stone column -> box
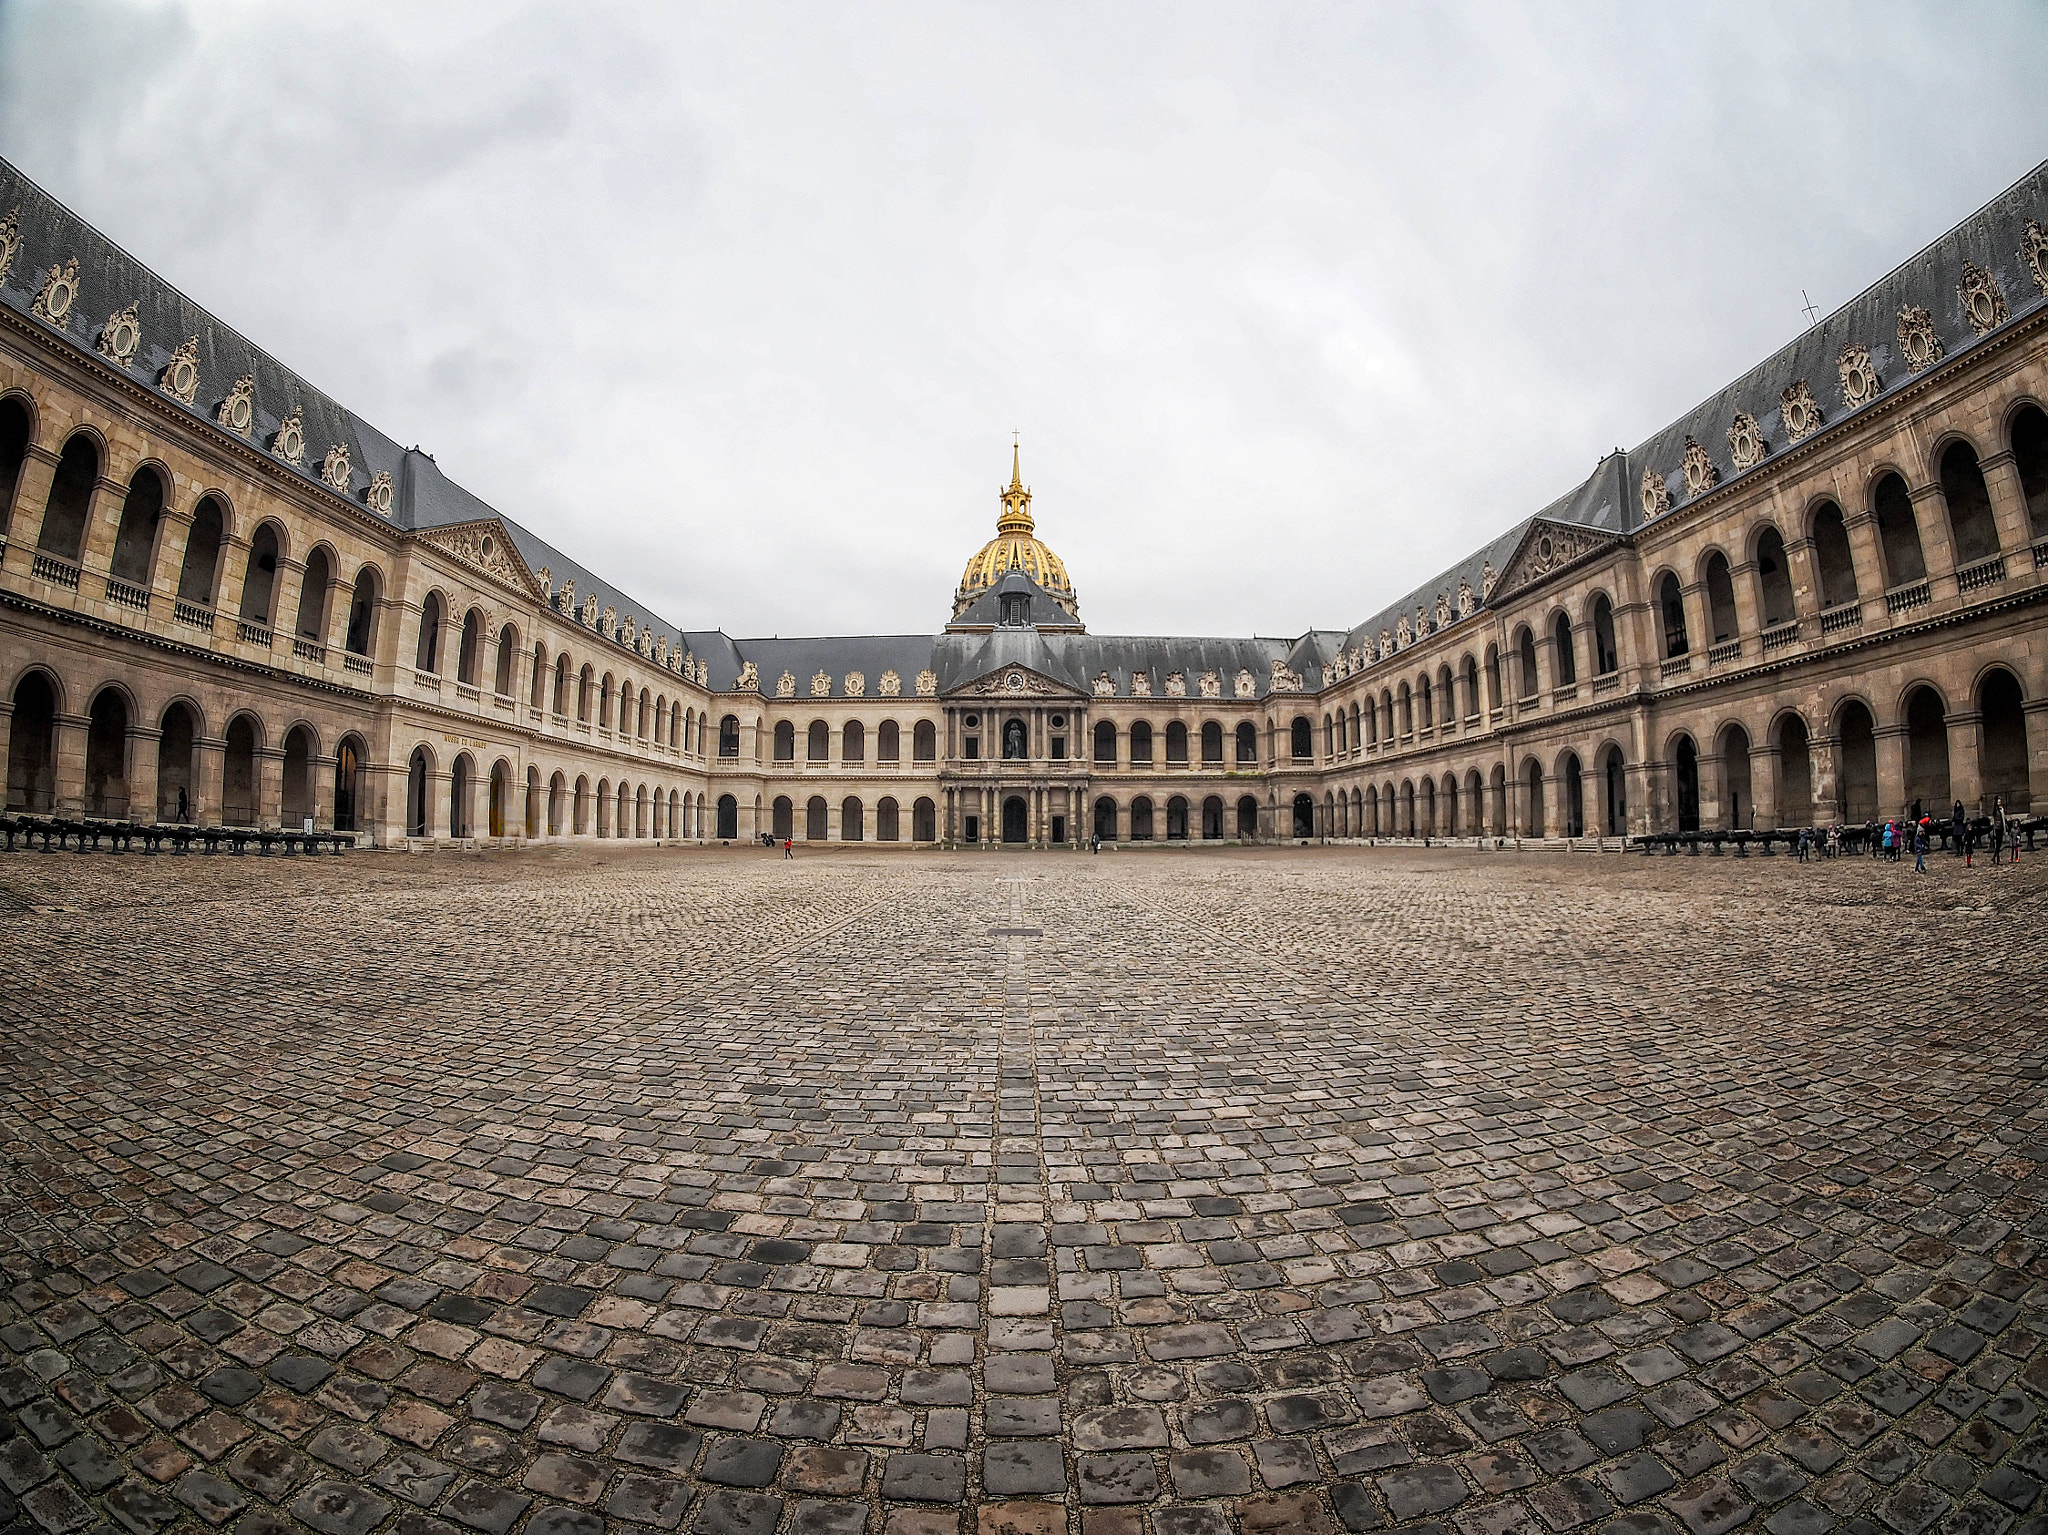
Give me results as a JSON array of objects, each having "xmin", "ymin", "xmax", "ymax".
[
  {"xmin": 129, "ymin": 724, "xmax": 161, "ymax": 824},
  {"xmin": 1680, "ymin": 581, "xmax": 1710, "ymax": 663},
  {"xmin": 194, "ymin": 735, "xmax": 225, "ymax": 827},
  {"xmin": 1783, "ymin": 535, "xmax": 1822, "ymax": 619},
  {"xmin": 0, "ymin": 445, "xmax": 60, "ymax": 570},
  {"xmin": 1807, "ymin": 734, "xmax": 1838, "ymax": 825},
  {"xmin": 1977, "ymin": 450, "xmax": 2035, "ymax": 558},
  {"xmin": 1751, "ymin": 746, "xmax": 1780, "ymax": 831},
  {"xmin": 1727, "ymin": 559, "xmax": 1762, "ymax": 641},
  {"xmin": 1508, "ymin": 772, "xmax": 1529, "ymax": 838},
  {"xmin": 51, "ymin": 711, "xmax": 88, "ymax": 814},
  {"xmin": 1906, "ymin": 482, "xmax": 1960, "ymax": 598},
  {"xmin": 1631, "ymin": 759, "xmax": 1662, "ymax": 835},
  {"xmin": 214, "ymin": 534, "xmax": 253, "ymax": 626},
  {"xmin": 269, "ymin": 556, "xmax": 308, "ymax": 643},
  {"xmin": 1874, "ymin": 725, "xmax": 1908, "ymax": 821},
  {"xmin": 1841, "ymin": 511, "xmax": 1890, "ymax": 627},
  {"xmin": 2026, "ymin": 699, "xmax": 2048, "ymax": 815},
  {"xmin": 76, "ymin": 471, "xmax": 129, "ymax": 583},
  {"xmin": 1578, "ymin": 761, "xmax": 1602, "ymax": 839},
  {"xmin": 1697, "ymin": 750, "xmax": 1725, "ymax": 831},
  {"xmin": 149, "ymin": 503, "xmax": 194, "ymax": 607},
  {"xmin": 256, "ymin": 746, "xmax": 285, "ymax": 831},
  {"xmin": 313, "ymin": 752, "xmax": 337, "ymax": 830},
  {"xmin": 1946, "ymin": 709, "xmax": 1984, "ymax": 812}
]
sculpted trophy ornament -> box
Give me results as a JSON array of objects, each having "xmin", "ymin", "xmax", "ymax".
[
  {"xmin": 271, "ymin": 407, "xmax": 307, "ymax": 466},
  {"xmin": 217, "ymin": 374, "xmax": 257, "ymax": 437},
  {"xmin": 1958, "ymin": 260, "xmax": 2008, "ymax": 335},
  {"xmin": 845, "ymin": 671, "xmax": 866, "ymax": 698},
  {"xmin": 0, "ymin": 207, "xmax": 19, "ymax": 289},
  {"xmin": 368, "ymin": 471, "xmax": 394, "ymax": 517},
  {"xmin": 537, "ymin": 568, "xmax": 553, "ymax": 602},
  {"xmin": 161, "ymin": 336, "xmax": 201, "ymax": 406},
  {"xmin": 1680, "ymin": 435, "xmax": 1719, "ymax": 498},
  {"xmin": 1164, "ymin": 671, "xmax": 1187, "ymax": 697},
  {"xmin": 1130, "ymin": 671, "xmax": 1151, "ymax": 697},
  {"xmin": 1837, "ymin": 344, "xmax": 1880, "ymax": 410},
  {"xmin": 1397, "ymin": 615, "xmax": 1412, "ymax": 647},
  {"xmin": 1896, "ymin": 306, "xmax": 1942, "ymax": 372},
  {"xmin": 320, "ymin": 443, "xmax": 351, "ymax": 491},
  {"xmin": 581, "ymin": 594, "xmax": 599, "ymax": 627},
  {"xmin": 1094, "ymin": 672, "xmax": 1116, "ymax": 696},
  {"xmin": 1779, "ymin": 380, "xmax": 1821, "ymax": 443},
  {"xmin": 776, "ymin": 670, "xmax": 796, "ymax": 698},
  {"xmin": 736, "ymin": 661, "xmax": 759, "ymax": 690},
  {"xmin": 31, "ymin": 257, "xmax": 78, "ymax": 326},
  {"xmin": 914, "ymin": 669, "xmax": 937, "ymax": 696},
  {"xmin": 1435, "ymin": 592, "xmax": 1452, "ymax": 628},
  {"xmin": 879, "ymin": 670, "xmax": 901, "ymax": 697},
  {"xmin": 1270, "ymin": 661, "xmax": 1302, "ymax": 692},
  {"xmin": 96, "ymin": 303, "xmax": 142, "ymax": 369},
  {"xmin": 810, "ymin": 670, "xmax": 831, "ymax": 698},
  {"xmin": 1727, "ymin": 411, "xmax": 1766, "ymax": 471},
  {"xmin": 556, "ymin": 580, "xmax": 574, "ymax": 616},
  {"xmin": 2026, "ymin": 221, "xmax": 2048, "ymax": 298},
  {"xmin": 1457, "ymin": 578, "xmax": 1475, "ymax": 617},
  {"xmin": 1234, "ymin": 668, "xmax": 1255, "ymax": 698},
  {"xmin": 1199, "ymin": 670, "xmax": 1221, "ymax": 698},
  {"xmin": 1480, "ymin": 562, "xmax": 1498, "ymax": 598},
  {"xmin": 1640, "ymin": 468, "xmax": 1670, "ymax": 521}
]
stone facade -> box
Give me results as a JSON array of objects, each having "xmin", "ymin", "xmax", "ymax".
[{"xmin": 2, "ymin": 157, "xmax": 2045, "ymax": 847}]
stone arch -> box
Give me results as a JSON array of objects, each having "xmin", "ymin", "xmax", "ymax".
[
  {"xmin": 292, "ymin": 542, "xmax": 337, "ymax": 647},
  {"xmin": 456, "ymin": 606, "xmax": 485, "ymax": 685},
  {"xmin": 223, "ymin": 712, "xmax": 266, "ymax": 828},
  {"xmin": 1131, "ymin": 720, "xmax": 1155, "ymax": 764},
  {"xmin": 1200, "ymin": 720, "xmax": 1224, "ymax": 764},
  {"xmin": 1976, "ymin": 666, "xmax": 2030, "ymax": 811},
  {"xmin": 842, "ymin": 795, "xmax": 864, "ymax": 841},
  {"xmin": 806, "ymin": 796, "xmax": 828, "ymax": 841},
  {"xmin": 109, "ymin": 462, "xmax": 168, "ymax": 587},
  {"xmin": 1670, "ymin": 734, "xmax": 1700, "ymax": 832},
  {"xmin": 0, "ymin": 393, "xmax": 33, "ymax": 539},
  {"xmin": 178, "ymin": 494, "xmax": 229, "ymax": 608},
  {"xmin": 1936, "ymin": 434, "xmax": 2001, "ymax": 563},
  {"xmin": 1236, "ymin": 794, "xmax": 1259, "ymax": 839},
  {"xmin": 83, "ymin": 683, "xmax": 133, "ymax": 816},
  {"xmin": 877, "ymin": 719, "xmax": 900, "ymax": 762},
  {"xmin": 157, "ymin": 699, "xmax": 201, "ymax": 822},
  {"xmin": 407, "ymin": 745, "xmax": 435, "ymax": 838},
  {"xmin": 1806, "ymin": 499, "xmax": 1859, "ymax": 611},
  {"xmin": 1870, "ymin": 470, "xmax": 1927, "ymax": 587},
  {"xmin": 1751, "ymin": 523, "xmax": 1795, "ymax": 627},
  {"xmin": 1550, "ymin": 609, "xmax": 1577, "ymax": 685},
  {"xmin": 449, "ymin": 752, "xmax": 476, "ymax": 838},
  {"xmin": 1716, "ymin": 721, "xmax": 1752, "ymax": 830},
  {"xmin": 1700, "ymin": 548, "xmax": 1738, "ymax": 645},
  {"xmin": 2009, "ymin": 401, "xmax": 2048, "ymax": 539},
  {"xmin": 494, "ymin": 622, "xmax": 520, "ymax": 695},
  {"xmin": 773, "ymin": 721, "xmax": 796, "ymax": 761},
  {"xmin": 239, "ymin": 520, "xmax": 287, "ymax": 628},
  {"xmin": 808, "ymin": 719, "xmax": 830, "ymax": 761},
  {"xmin": 489, "ymin": 758, "xmax": 513, "ymax": 838},
  {"xmin": 573, "ymin": 774, "xmax": 590, "ymax": 834},
  {"xmin": 1655, "ymin": 570, "xmax": 1689, "ymax": 657},
  {"xmin": 1833, "ymin": 698, "xmax": 1878, "ymax": 823},
  {"xmin": 35, "ymin": 431, "xmax": 100, "ymax": 564},
  {"xmin": 716, "ymin": 794, "xmax": 739, "ymax": 839},
  {"xmin": 1596, "ymin": 745, "xmax": 1626, "ymax": 836},
  {"xmin": 415, "ymin": 589, "xmax": 447, "ymax": 672},
  {"xmin": 1131, "ymin": 795, "xmax": 1155, "ymax": 840},
  {"xmin": 877, "ymin": 796, "xmax": 899, "ymax": 842},
  {"xmin": 280, "ymin": 721, "xmax": 318, "ymax": 828},
  {"xmin": 1522, "ymin": 756, "xmax": 1546, "ymax": 837},
  {"xmin": 1094, "ymin": 795, "xmax": 1118, "ymax": 841},
  {"xmin": 1771, "ymin": 714, "xmax": 1812, "ymax": 827},
  {"xmin": 912, "ymin": 796, "xmax": 935, "ymax": 842},
  {"xmin": 1513, "ymin": 626, "xmax": 1538, "ymax": 698},
  {"xmin": 1234, "ymin": 720, "xmax": 1257, "ymax": 764},
  {"xmin": 843, "ymin": 719, "xmax": 865, "ymax": 763},
  {"xmin": 772, "ymin": 795, "xmax": 794, "ymax": 841}
]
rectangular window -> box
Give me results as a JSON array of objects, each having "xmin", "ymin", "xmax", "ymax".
[
  {"xmin": 965, "ymin": 737, "xmax": 979, "ymax": 759},
  {"xmin": 1051, "ymin": 737, "xmax": 1066, "ymax": 761}
]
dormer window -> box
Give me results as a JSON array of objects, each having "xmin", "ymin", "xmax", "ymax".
[{"xmin": 1000, "ymin": 592, "xmax": 1031, "ymax": 626}]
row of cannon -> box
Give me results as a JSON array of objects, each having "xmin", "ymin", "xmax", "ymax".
[
  {"xmin": 0, "ymin": 813, "xmax": 355, "ymax": 856},
  {"xmin": 1630, "ymin": 815, "xmax": 2045, "ymax": 857}
]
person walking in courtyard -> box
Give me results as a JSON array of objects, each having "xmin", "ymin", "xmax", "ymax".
[
  {"xmin": 1882, "ymin": 820, "xmax": 1894, "ymax": 861},
  {"xmin": 1797, "ymin": 826, "xmax": 1810, "ymax": 863},
  {"xmin": 783, "ymin": 836, "xmax": 793, "ymax": 859},
  {"xmin": 1826, "ymin": 822, "xmax": 1841, "ymax": 859},
  {"xmin": 1914, "ymin": 818, "xmax": 1929, "ymax": 873},
  {"xmin": 1952, "ymin": 799, "xmax": 1966, "ymax": 855},
  {"xmin": 1994, "ymin": 796, "xmax": 2009, "ymax": 864}
]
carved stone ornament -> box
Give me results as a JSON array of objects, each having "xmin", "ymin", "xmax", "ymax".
[
  {"xmin": 736, "ymin": 660, "xmax": 759, "ymax": 690},
  {"xmin": 1779, "ymin": 380, "xmax": 1821, "ymax": 443},
  {"xmin": 1896, "ymin": 306, "xmax": 1942, "ymax": 372},
  {"xmin": 620, "ymin": 613, "xmax": 636, "ymax": 647},
  {"xmin": 1234, "ymin": 668, "xmax": 1255, "ymax": 698},
  {"xmin": 320, "ymin": 443, "xmax": 351, "ymax": 491},
  {"xmin": 556, "ymin": 579, "xmax": 574, "ymax": 615},
  {"xmin": 271, "ymin": 407, "xmax": 306, "ymax": 465},
  {"xmin": 1130, "ymin": 671, "xmax": 1151, "ymax": 697},
  {"xmin": 776, "ymin": 670, "xmax": 796, "ymax": 697},
  {"xmin": 1199, "ymin": 670, "xmax": 1221, "ymax": 698},
  {"xmin": 31, "ymin": 258, "xmax": 78, "ymax": 326},
  {"xmin": 1457, "ymin": 578, "xmax": 1474, "ymax": 617},
  {"xmin": 581, "ymin": 594, "xmax": 599, "ymax": 627},
  {"xmin": 1397, "ymin": 615, "xmax": 1412, "ymax": 647},
  {"xmin": 217, "ymin": 374, "xmax": 257, "ymax": 437},
  {"xmin": 367, "ymin": 470, "xmax": 394, "ymax": 517},
  {"xmin": 640, "ymin": 630, "xmax": 655, "ymax": 659},
  {"xmin": 1435, "ymin": 592, "xmax": 1452, "ymax": 628},
  {"xmin": 1480, "ymin": 562, "xmax": 1498, "ymax": 597},
  {"xmin": 914, "ymin": 669, "xmax": 937, "ymax": 696},
  {"xmin": 1958, "ymin": 260, "xmax": 2008, "ymax": 335},
  {"xmin": 878, "ymin": 669, "xmax": 901, "ymax": 697},
  {"xmin": 1837, "ymin": 344, "xmax": 1880, "ymax": 409},
  {"xmin": 601, "ymin": 606, "xmax": 617, "ymax": 640},
  {"xmin": 419, "ymin": 520, "xmax": 533, "ymax": 593},
  {"xmin": 1640, "ymin": 468, "xmax": 1671, "ymax": 520},
  {"xmin": 1004, "ymin": 671, "xmax": 1026, "ymax": 693},
  {"xmin": 1680, "ymin": 435, "xmax": 1719, "ymax": 498},
  {"xmin": 96, "ymin": 303, "xmax": 142, "ymax": 369},
  {"xmin": 1270, "ymin": 662, "xmax": 1303, "ymax": 693},
  {"xmin": 655, "ymin": 635, "xmax": 670, "ymax": 665},
  {"xmin": 810, "ymin": 670, "xmax": 831, "ymax": 698},
  {"xmin": 1093, "ymin": 671, "xmax": 1116, "ymax": 696},
  {"xmin": 161, "ymin": 336, "xmax": 201, "ymax": 406},
  {"xmin": 2025, "ymin": 221, "xmax": 2048, "ymax": 298},
  {"xmin": 0, "ymin": 207, "xmax": 19, "ymax": 290},
  {"xmin": 1489, "ymin": 520, "xmax": 1615, "ymax": 603},
  {"xmin": 845, "ymin": 671, "xmax": 865, "ymax": 698},
  {"xmin": 1727, "ymin": 411, "xmax": 1766, "ymax": 471},
  {"xmin": 1164, "ymin": 671, "xmax": 1187, "ymax": 697},
  {"xmin": 537, "ymin": 567, "xmax": 553, "ymax": 601},
  {"xmin": 1378, "ymin": 630, "xmax": 1392, "ymax": 660}
]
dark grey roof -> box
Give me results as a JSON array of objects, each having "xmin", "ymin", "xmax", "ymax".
[
  {"xmin": 723, "ymin": 636, "xmax": 940, "ymax": 700},
  {"xmin": 0, "ymin": 155, "xmax": 703, "ymax": 675}
]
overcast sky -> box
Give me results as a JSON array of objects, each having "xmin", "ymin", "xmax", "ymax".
[{"xmin": 2, "ymin": 3, "xmax": 2043, "ymax": 640}]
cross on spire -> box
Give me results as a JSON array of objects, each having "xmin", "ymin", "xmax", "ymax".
[{"xmin": 1801, "ymin": 289, "xmax": 1821, "ymax": 328}]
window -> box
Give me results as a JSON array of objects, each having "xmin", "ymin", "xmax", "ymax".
[
  {"xmin": 913, "ymin": 720, "xmax": 936, "ymax": 760},
  {"xmin": 1704, "ymin": 554, "xmax": 1737, "ymax": 645},
  {"xmin": 178, "ymin": 497, "xmax": 226, "ymax": 607},
  {"xmin": 1165, "ymin": 721, "xmax": 1188, "ymax": 764},
  {"xmin": 1552, "ymin": 613, "xmax": 1576, "ymax": 684},
  {"xmin": 1939, "ymin": 440, "xmax": 2000, "ymax": 563},
  {"xmin": 774, "ymin": 721, "xmax": 796, "ymax": 760},
  {"xmin": 1515, "ymin": 628, "xmax": 1538, "ymax": 698},
  {"xmin": 1235, "ymin": 722, "xmax": 1257, "ymax": 764},
  {"xmin": 241, "ymin": 524, "xmax": 282, "ymax": 627},
  {"xmin": 808, "ymin": 721, "xmax": 829, "ymax": 761},
  {"xmin": 295, "ymin": 547, "xmax": 332, "ymax": 644},
  {"xmin": 1873, "ymin": 473, "xmax": 1927, "ymax": 585},
  {"xmin": 495, "ymin": 625, "xmax": 517, "ymax": 694},
  {"xmin": 110, "ymin": 467, "xmax": 164, "ymax": 586},
  {"xmin": 1000, "ymin": 591, "xmax": 1031, "ymax": 625},
  {"xmin": 718, "ymin": 715, "xmax": 740, "ymax": 757},
  {"xmin": 415, "ymin": 591, "xmax": 442, "ymax": 672},
  {"xmin": 1200, "ymin": 721, "xmax": 1223, "ymax": 764},
  {"xmin": 1095, "ymin": 721, "xmax": 1117, "ymax": 763},
  {"xmin": 1811, "ymin": 504, "xmax": 1858, "ymax": 609},
  {"xmin": 457, "ymin": 609, "xmax": 482, "ymax": 684},
  {"xmin": 1658, "ymin": 574, "xmax": 1689, "ymax": 657},
  {"xmin": 1131, "ymin": 722, "xmax": 1154, "ymax": 764},
  {"xmin": 1290, "ymin": 717, "xmax": 1311, "ymax": 760},
  {"xmin": 878, "ymin": 720, "xmax": 900, "ymax": 761},
  {"xmin": 36, "ymin": 434, "xmax": 97, "ymax": 563},
  {"xmin": 843, "ymin": 720, "xmax": 865, "ymax": 762},
  {"xmin": 1591, "ymin": 598, "xmax": 1618, "ymax": 675}
]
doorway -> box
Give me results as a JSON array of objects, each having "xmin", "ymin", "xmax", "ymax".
[{"xmin": 1002, "ymin": 795, "xmax": 1027, "ymax": 843}]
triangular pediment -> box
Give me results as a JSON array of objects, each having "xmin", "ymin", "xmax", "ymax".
[
  {"xmin": 944, "ymin": 662, "xmax": 1084, "ymax": 701},
  {"xmin": 416, "ymin": 519, "xmax": 541, "ymax": 599},
  {"xmin": 1489, "ymin": 518, "xmax": 1620, "ymax": 604}
]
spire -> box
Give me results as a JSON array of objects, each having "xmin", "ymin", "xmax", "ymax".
[{"xmin": 997, "ymin": 440, "xmax": 1033, "ymax": 534}]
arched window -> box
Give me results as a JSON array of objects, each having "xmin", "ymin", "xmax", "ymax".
[
  {"xmin": 416, "ymin": 591, "xmax": 443, "ymax": 672},
  {"xmin": 842, "ymin": 796, "xmax": 864, "ymax": 841},
  {"xmin": 457, "ymin": 609, "xmax": 483, "ymax": 685},
  {"xmin": 878, "ymin": 720, "xmax": 900, "ymax": 761},
  {"xmin": 1165, "ymin": 796, "xmax": 1188, "ymax": 840},
  {"xmin": 1811, "ymin": 503, "xmax": 1857, "ymax": 611},
  {"xmin": 1673, "ymin": 737, "xmax": 1701, "ymax": 832},
  {"xmin": 1552, "ymin": 613, "xmax": 1576, "ymax": 684},
  {"xmin": 599, "ymin": 672, "xmax": 615, "ymax": 728},
  {"xmin": 295, "ymin": 547, "xmax": 332, "ymax": 644},
  {"xmin": 552, "ymin": 654, "xmax": 571, "ymax": 715},
  {"xmin": 877, "ymin": 797, "xmax": 899, "ymax": 841},
  {"xmin": 1165, "ymin": 721, "xmax": 1188, "ymax": 764},
  {"xmin": 913, "ymin": 720, "xmax": 936, "ymax": 761},
  {"xmin": 1904, "ymin": 687, "xmax": 1949, "ymax": 810},
  {"xmin": 912, "ymin": 797, "xmax": 936, "ymax": 841},
  {"xmin": 1130, "ymin": 796, "xmax": 1155, "ymax": 840},
  {"xmin": 772, "ymin": 797, "xmax": 794, "ymax": 840},
  {"xmin": 1200, "ymin": 721, "xmax": 1223, "ymax": 763},
  {"xmin": 573, "ymin": 775, "xmax": 590, "ymax": 834},
  {"xmin": 637, "ymin": 687, "xmax": 651, "ymax": 738},
  {"xmin": 178, "ymin": 496, "xmax": 226, "ymax": 608},
  {"xmin": 1755, "ymin": 527, "xmax": 1795, "ymax": 626},
  {"xmin": 158, "ymin": 702, "xmax": 197, "ymax": 822},
  {"xmin": 1591, "ymin": 599, "xmax": 1618, "ymax": 675},
  {"xmin": 1979, "ymin": 668, "xmax": 2029, "ymax": 811},
  {"xmin": 85, "ymin": 688, "xmax": 130, "ymax": 816},
  {"xmin": 281, "ymin": 725, "xmax": 315, "ymax": 828},
  {"xmin": 449, "ymin": 755, "xmax": 473, "ymax": 837},
  {"xmin": 0, "ymin": 398, "xmax": 29, "ymax": 538},
  {"xmin": 716, "ymin": 794, "xmax": 739, "ymax": 838},
  {"xmin": 2014, "ymin": 405, "xmax": 2048, "ymax": 540},
  {"xmin": 5, "ymin": 672, "xmax": 58, "ymax": 811},
  {"xmin": 1398, "ymin": 682, "xmax": 1412, "ymax": 735},
  {"xmin": 806, "ymin": 796, "xmax": 828, "ymax": 841},
  {"xmin": 808, "ymin": 720, "xmax": 830, "ymax": 761},
  {"xmin": 406, "ymin": 747, "xmax": 432, "ymax": 838},
  {"xmin": 495, "ymin": 625, "xmax": 517, "ymax": 694},
  {"xmin": 1095, "ymin": 721, "xmax": 1117, "ymax": 763},
  {"xmin": 1940, "ymin": 440, "xmax": 2001, "ymax": 563},
  {"xmin": 1236, "ymin": 795, "xmax": 1259, "ymax": 839},
  {"xmin": 577, "ymin": 664, "xmax": 593, "ymax": 721},
  {"xmin": 1291, "ymin": 792, "xmax": 1314, "ymax": 838},
  {"xmin": 1131, "ymin": 722, "xmax": 1154, "ymax": 764},
  {"xmin": 719, "ymin": 715, "xmax": 740, "ymax": 756},
  {"xmin": 1837, "ymin": 703, "xmax": 1877, "ymax": 822},
  {"xmin": 547, "ymin": 772, "xmax": 566, "ymax": 835},
  {"xmin": 774, "ymin": 721, "xmax": 796, "ymax": 760},
  {"xmin": 1417, "ymin": 677, "xmax": 1432, "ymax": 729},
  {"xmin": 110, "ymin": 466, "xmax": 165, "ymax": 588},
  {"xmin": 1657, "ymin": 574, "xmax": 1689, "ymax": 657},
  {"xmin": 844, "ymin": 720, "xmax": 865, "ymax": 762},
  {"xmin": 1704, "ymin": 553, "xmax": 1738, "ymax": 645},
  {"xmin": 1484, "ymin": 647, "xmax": 1501, "ymax": 710},
  {"xmin": 1515, "ymin": 628, "xmax": 1538, "ymax": 698},
  {"xmin": 1872, "ymin": 473, "xmax": 1927, "ymax": 586},
  {"xmin": 36, "ymin": 434, "xmax": 98, "ymax": 564},
  {"xmin": 1235, "ymin": 722, "xmax": 1257, "ymax": 764},
  {"xmin": 241, "ymin": 523, "xmax": 283, "ymax": 628},
  {"xmin": 1290, "ymin": 717, "xmax": 1311, "ymax": 760}
]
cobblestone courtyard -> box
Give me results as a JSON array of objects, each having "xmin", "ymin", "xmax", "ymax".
[{"xmin": 2, "ymin": 845, "xmax": 2045, "ymax": 1535}]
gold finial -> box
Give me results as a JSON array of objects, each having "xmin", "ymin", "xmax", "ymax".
[{"xmin": 998, "ymin": 439, "xmax": 1032, "ymax": 534}]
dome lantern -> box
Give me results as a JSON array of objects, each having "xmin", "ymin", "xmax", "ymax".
[{"xmin": 953, "ymin": 444, "xmax": 1078, "ymax": 621}]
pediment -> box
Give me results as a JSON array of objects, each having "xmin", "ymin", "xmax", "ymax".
[
  {"xmin": 417, "ymin": 519, "xmax": 540, "ymax": 598},
  {"xmin": 945, "ymin": 663, "xmax": 1083, "ymax": 701},
  {"xmin": 1489, "ymin": 519, "xmax": 1620, "ymax": 603}
]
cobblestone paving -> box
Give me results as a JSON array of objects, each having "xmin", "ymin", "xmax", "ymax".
[{"xmin": 3, "ymin": 843, "xmax": 2046, "ymax": 1535}]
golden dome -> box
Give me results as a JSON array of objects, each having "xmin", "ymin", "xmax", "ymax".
[{"xmin": 953, "ymin": 446, "xmax": 1078, "ymax": 619}]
